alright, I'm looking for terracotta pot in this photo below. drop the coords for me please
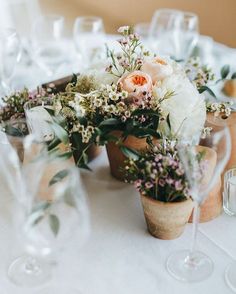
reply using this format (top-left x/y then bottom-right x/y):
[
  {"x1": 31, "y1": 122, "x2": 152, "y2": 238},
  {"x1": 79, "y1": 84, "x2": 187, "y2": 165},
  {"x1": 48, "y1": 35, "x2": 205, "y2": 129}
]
[
  {"x1": 106, "y1": 131, "x2": 148, "y2": 181},
  {"x1": 141, "y1": 194, "x2": 193, "y2": 240},
  {"x1": 206, "y1": 112, "x2": 236, "y2": 171},
  {"x1": 189, "y1": 177, "x2": 222, "y2": 223}
]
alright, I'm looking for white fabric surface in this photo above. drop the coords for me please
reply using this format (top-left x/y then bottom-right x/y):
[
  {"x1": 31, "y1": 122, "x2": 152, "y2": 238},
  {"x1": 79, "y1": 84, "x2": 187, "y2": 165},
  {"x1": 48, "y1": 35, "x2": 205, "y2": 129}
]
[{"x1": 0, "y1": 148, "x2": 236, "y2": 294}]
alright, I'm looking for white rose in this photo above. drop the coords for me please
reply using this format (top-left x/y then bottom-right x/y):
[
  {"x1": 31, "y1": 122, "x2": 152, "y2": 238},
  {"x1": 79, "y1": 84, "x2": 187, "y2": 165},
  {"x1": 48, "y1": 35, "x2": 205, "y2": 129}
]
[
  {"x1": 83, "y1": 60, "x2": 119, "y2": 86},
  {"x1": 154, "y1": 73, "x2": 206, "y2": 138},
  {"x1": 141, "y1": 57, "x2": 173, "y2": 83}
]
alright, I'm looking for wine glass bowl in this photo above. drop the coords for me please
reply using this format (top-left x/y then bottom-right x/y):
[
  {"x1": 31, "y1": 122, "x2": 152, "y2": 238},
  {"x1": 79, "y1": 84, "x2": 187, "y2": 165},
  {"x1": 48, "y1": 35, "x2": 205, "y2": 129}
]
[
  {"x1": 31, "y1": 14, "x2": 66, "y2": 77},
  {"x1": 0, "y1": 125, "x2": 89, "y2": 288},
  {"x1": 149, "y1": 9, "x2": 199, "y2": 61},
  {"x1": 73, "y1": 16, "x2": 105, "y2": 67},
  {"x1": 167, "y1": 122, "x2": 231, "y2": 282}
]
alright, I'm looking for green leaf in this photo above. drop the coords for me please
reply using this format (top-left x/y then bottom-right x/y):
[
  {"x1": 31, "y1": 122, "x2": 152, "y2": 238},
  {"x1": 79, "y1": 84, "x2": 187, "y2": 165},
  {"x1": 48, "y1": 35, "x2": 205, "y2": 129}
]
[
  {"x1": 71, "y1": 73, "x2": 78, "y2": 86},
  {"x1": 166, "y1": 114, "x2": 171, "y2": 130},
  {"x1": 57, "y1": 151, "x2": 73, "y2": 160},
  {"x1": 33, "y1": 215, "x2": 44, "y2": 226},
  {"x1": 4, "y1": 125, "x2": 24, "y2": 137},
  {"x1": 99, "y1": 118, "x2": 120, "y2": 127},
  {"x1": 231, "y1": 72, "x2": 236, "y2": 79},
  {"x1": 47, "y1": 138, "x2": 61, "y2": 151},
  {"x1": 32, "y1": 202, "x2": 50, "y2": 213},
  {"x1": 64, "y1": 189, "x2": 76, "y2": 207},
  {"x1": 49, "y1": 214, "x2": 60, "y2": 237},
  {"x1": 120, "y1": 146, "x2": 140, "y2": 160},
  {"x1": 221, "y1": 65, "x2": 230, "y2": 79},
  {"x1": 49, "y1": 122, "x2": 69, "y2": 144},
  {"x1": 44, "y1": 107, "x2": 54, "y2": 116},
  {"x1": 49, "y1": 169, "x2": 69, "y2": 186},
  {"x1": 198, "y1": 86, "x2": 216, "y2": 98},
  {"x1": 131, "y1": 109, "x2": 160, "y2": 117}
]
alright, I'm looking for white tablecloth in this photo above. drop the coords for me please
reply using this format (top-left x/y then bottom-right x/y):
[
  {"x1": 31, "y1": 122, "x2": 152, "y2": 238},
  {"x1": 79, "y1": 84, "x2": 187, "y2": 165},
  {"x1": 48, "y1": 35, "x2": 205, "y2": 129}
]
[
  {"x1": 0, "y1": 148, "x2": 236, "y2": 294},
  {"x1": 1, "y1": 37, "x2": 236, "y2": 293}
]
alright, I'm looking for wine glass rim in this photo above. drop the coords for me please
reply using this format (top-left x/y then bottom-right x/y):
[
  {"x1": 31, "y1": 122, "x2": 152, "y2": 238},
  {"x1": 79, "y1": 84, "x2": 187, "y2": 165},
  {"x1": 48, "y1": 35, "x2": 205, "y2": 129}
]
[
  {"x1": 35, "y1": 14, "x2": 64, "y2": 23},
  {"x1": 74, "y1": 16, "x2": 103, "y2": 24},
  {"x1": 23, "y1": 98, "x2": 53, "y2": 111}
]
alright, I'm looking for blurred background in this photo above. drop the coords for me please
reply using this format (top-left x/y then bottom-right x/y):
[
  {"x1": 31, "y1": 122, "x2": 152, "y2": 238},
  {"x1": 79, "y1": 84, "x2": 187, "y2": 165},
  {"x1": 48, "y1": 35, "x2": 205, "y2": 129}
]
[{"x1": 1, "y1": 0, "x2": 236, "y2": 47}]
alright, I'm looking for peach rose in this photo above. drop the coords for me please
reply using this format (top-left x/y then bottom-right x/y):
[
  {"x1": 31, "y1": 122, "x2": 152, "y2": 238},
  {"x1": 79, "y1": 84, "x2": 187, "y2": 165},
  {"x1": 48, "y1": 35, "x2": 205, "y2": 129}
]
[
  {"x1": 141, "y1": 57, "x2": 173, "y2": 83},
  {"x1": 118, "y1": 70, "x2": 152, "y2": 100}
]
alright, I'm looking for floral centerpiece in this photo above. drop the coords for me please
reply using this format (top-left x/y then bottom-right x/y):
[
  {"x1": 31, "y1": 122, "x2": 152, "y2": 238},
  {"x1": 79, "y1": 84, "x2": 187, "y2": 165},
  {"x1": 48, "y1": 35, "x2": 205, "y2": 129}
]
[{"x1": 53, "y1": 26, "x2": 207, "y2": 179}]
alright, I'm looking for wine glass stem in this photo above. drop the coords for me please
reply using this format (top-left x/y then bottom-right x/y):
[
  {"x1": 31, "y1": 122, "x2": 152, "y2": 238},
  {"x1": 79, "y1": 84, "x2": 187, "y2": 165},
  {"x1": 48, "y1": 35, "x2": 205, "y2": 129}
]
[{"x1": 189, "y1": 201, "x2": 200, "y2": 258}]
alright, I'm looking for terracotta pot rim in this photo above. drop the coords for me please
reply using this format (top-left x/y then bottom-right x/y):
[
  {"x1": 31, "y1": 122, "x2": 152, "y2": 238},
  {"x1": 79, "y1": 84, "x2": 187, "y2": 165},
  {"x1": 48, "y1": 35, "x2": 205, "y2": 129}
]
[{"x1": 141, "y1": 193, "x2": 192, "y2": 206}]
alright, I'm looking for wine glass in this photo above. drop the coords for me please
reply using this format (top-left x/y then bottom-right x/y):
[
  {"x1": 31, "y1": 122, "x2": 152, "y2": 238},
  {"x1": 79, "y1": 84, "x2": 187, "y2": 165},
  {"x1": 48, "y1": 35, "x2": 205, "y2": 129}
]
[
  {"x1": 31, "y1": 14, "x2": 67, "y2": 77},
  {"x1": 24, "y1": 98, "x2": 54, "y2": 142},
  {"x1": 225, "y1": 262, "x2": 236, "y2": 292},
  {"x1": 0, "y1": 124, "x2": 90, "y2": 288},
  {"x1": 0, "y1": 28, "x2": 21, "y2": 96},
  {"x1": 149, "y1": 9, "x2": 199, "y2": 61},
  {"x1": 73, "y1": 16, "x2": 106, "y2": 67},
  {"x1": 166, "y1": 122, "x2": 231, "y2": 282}
]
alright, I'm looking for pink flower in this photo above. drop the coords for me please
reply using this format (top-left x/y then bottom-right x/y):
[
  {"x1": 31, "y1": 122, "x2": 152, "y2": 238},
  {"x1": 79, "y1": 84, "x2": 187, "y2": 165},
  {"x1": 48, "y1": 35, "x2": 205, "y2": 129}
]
[
  {"x1": 141, "y1": 57, "x2": 173, "y2": 83},
  {"x1": 118, "y1": 71, "x2": 152, "y2": 103},
  {"x1": 175, "y1": 180, "x2": 183, "y2": 191},
  {"x1": 145, "y1": 181, "x2": 153, "y2": 189},
  {"x1": 159, "y1": 179, "x2": 165, "y2": 187}
]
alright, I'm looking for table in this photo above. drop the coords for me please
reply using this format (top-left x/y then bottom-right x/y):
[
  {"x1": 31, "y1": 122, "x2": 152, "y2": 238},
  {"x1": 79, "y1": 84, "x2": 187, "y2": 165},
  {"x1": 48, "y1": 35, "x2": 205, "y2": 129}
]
[
  {"x1": 0, "y1": 147, "x2": 236, "y2": 294},
  {"x1": 1, "y1": 36, "x2": 236, "y2": 293}
]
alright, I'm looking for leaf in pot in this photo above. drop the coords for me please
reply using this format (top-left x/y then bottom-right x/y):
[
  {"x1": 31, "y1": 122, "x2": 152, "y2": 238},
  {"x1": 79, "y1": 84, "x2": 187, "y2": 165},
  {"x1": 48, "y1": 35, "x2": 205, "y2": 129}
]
[
  {"x1": 71, "y1": 73, "x2": 78, "y2": 86},
  {"x1": 221, "y1": 64, "x2": 230, "y2": 79},
  {"x1": 120, "y1": 146, "x2": 140, "y2": 160},
  {"x1": 49, "y1": 169, "x2": 69, "y2": 186},
  {"x1": 49, "y1": 214, "x2": 60, "y2": 237},
  {"x1": 198, "y1": 86, "x2": 216, "y2": 98}
]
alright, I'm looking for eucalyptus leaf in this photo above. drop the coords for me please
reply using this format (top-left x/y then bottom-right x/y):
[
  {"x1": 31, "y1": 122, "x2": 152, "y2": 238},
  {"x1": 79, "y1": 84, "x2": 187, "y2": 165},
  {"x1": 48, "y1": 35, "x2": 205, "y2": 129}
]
[
  {"x1": 99, "y1": 118, "x2": 120, "y2": 127},
  {"x1": 44, "y1": 107, "x2": 54, "y2": 116},
  {"x1": 47, "y1": 138, "x2": 61, "y2": 151},
  {"x1": 64, "y1": 189, "x2": 76, "y2": 207},
  {"x1": 32, "y1": 202, "x2": 50, "y2": 213},
  {"x1": 198, "y1": 86, "x2": 216, "y2": 98},
  {"x1": 221, "y1": 65, "x2": 230, "y2": 79},
  {"x1": 231, "y1": 72, "x2": 236, "y2": 79},
  {"x1": 4, "y1": 125, "x2": 24, "y2": 137},
  {"x1": 58, "y1": 151, "x2": 73, "y2": 160},
  {"x1": 49, "y1": 214, "x2": 60, "y2": 237},
  {"x1": 166, "y1": 114, "x2": 171, "y2": 130},
  {"x1": 120, "y1": 146, "x2": 140, "y2": 160},
  {"x1": 49, "y1": 169, "x2": 69, "y2": 186},
  {"x1": 33, "y1": 215, "x2": 44, "y2": 226},
  {"x1": 49, "y1": 122, "x2": 69, "y2": 144},
  {"x1": 71, "y1": 73, "x2": 78, "y2": 86}
]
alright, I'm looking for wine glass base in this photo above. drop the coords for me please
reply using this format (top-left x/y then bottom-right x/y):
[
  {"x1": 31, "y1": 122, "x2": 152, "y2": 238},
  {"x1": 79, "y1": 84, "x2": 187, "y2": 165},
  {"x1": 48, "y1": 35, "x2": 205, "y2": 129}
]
[
  {"x1": 166, "y1": 249, "x2": 213, "y2": 282},
  {"x1": 35, "y1": 286, "x2": 81, "y2": 294},
  {"x1": 225, "y1": 262, "x2": 236, "y2": 292},
  {"x1": 8, "y1": 255, "x2": 52, "y2": 287}
]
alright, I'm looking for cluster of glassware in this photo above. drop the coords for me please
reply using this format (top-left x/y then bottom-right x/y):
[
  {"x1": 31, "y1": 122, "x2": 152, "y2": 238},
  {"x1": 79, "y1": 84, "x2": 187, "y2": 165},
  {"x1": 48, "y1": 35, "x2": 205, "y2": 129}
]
[{"x1": 0, "y1": 119, "x2": 90, "y2": 293}]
